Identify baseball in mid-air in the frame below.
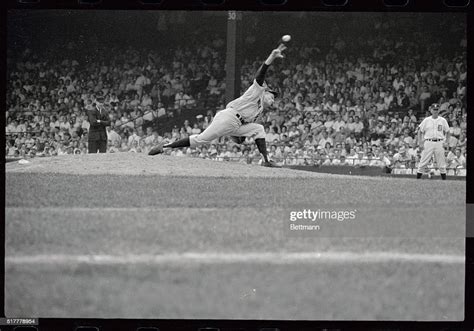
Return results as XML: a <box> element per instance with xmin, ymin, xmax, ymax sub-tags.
<box><xmin>282</xmin><ymin>35</ymin><xmax>291</xmax><ymax>42</ymax></box>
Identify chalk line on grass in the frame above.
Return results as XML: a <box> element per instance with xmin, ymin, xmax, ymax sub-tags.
<box><xmin>5</xmin><ymin>251</ymin><xmax>464</xmax><ymax>265</ymax></box>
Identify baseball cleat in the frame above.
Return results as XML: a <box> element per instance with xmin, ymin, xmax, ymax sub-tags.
<box><xmin>262</xmin><ymin>160</ymin><xmax>281</xmax><ymax>168</ymax></box>
<box><xmin>148</xmin><ymin>143</ymin><xmax>164</xmax><ymax>156</ymax></box>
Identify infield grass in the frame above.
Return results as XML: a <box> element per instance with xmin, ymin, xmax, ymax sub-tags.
<box><xmin>5</xmin><ymin>154</ymin><xmax>466</xmax><ymax>320</ymax></box>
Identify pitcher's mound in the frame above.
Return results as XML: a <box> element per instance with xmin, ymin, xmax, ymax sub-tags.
<box><xmin>6</xmin><ymin>153</ymin><xmax>337</xmax><ymax>178</ymax></box>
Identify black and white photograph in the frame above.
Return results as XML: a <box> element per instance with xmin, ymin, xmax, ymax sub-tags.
<box><xmin>5</xmin><ymin>10</ymin><xmax>466</xmax><ymax>320</ymax></box>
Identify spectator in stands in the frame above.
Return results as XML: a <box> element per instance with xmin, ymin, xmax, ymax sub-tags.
<box><xmin>128</xmin><ymin>140</ymin><xmax>139</xmax><ymax>153</ymax></box>
<box><xmin>318</xmin><ymin>130</ymin><xmax>333</xmax><ymax>149</ymax></box>
<box><xmin>419</xmin><ymin>85</ymin><xmax>432</xmax><ymax>112</ymax></box>
<box><xmin>449</xmin><ymin>120</ymin><xmax>462</xmax><ymax>138</ymax></box>
<box><xmin>191</xmin><ymin>123</ymin><xmax>201</xmax><ymax>135</ymax></box>
<box><xmin>266</xmin><ymin>127</ymin><xmax>280</xmax><ymax>143</ymax></box>
<box><xmin>353</xmin><ymin>116</ymin><xmax>364</xmax><ymax>138</ymax></box>
<box><xmin>354</xmin><ymin>150</ymin><xmax>369</xmax><ymax>167</ymax></box>
<box><xmin>392</xmin><ymin>146</ymin><xmax>411</xmax><ymax>168</ymax></box>
<box><xmin>374</xmin><ymin>120</ymin><xmax>387</xmax><ymax>139</ymax></box>
<box><xmin>106</xmin><ymin>126</ymin><xmax>121</xmax><ymax>146</ymax></box>
<box><xmin>127</xmin><ymin>128</ymin><xmax>141</xmax><ymax>146</ymax></box>
<box><xmin>451</xmin><ymin>148</ymin><xmax>466</xmax><ymax>169</ymax></box>
<box><xmin>447</xmin><ymin>132</ymin><xmax>459</xmax><ymax>149</ymax></box>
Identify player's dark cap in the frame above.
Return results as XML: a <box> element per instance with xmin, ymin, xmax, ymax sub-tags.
<box><xmin>429</xmin><ymin>103</ymin><xmax>440</xmax><ymax>111</ymax></box>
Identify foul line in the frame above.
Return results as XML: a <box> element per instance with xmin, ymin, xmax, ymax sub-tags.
<box><xmin>6</xmin><ymin>207</ymin><xmax>223</xmax><ymax>212</ymax></box>
<box><xmin>5</xmin><ymin>251</ymin><xmax>464</xmax><ymax>265</ymax></box>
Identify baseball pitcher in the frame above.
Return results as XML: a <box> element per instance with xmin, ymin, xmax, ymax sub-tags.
<box><xmin>416</xmin><ymin>103</ymin><xmax>450</xmax><ymax>180</ymax></box>
<box><xmin>148</xmin><ymin>44</ymin><xmax>287</xmax><ymax>167</ymax></box>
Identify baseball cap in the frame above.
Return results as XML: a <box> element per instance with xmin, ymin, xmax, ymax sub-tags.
<box><xmin>430</xmin><ymin>103</ymin><xmax>440</xmax><ymax>111</ymax></box>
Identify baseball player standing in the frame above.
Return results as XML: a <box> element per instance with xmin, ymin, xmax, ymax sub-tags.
<box><xmin>416</xmin><ymin>103</ymin><xmax>450</xmax><ymax>180</ymax></box>
<box><xmin>148</xmin><ymin>44</ymin><xmax>287</xmax><ymax>167</ymax></box>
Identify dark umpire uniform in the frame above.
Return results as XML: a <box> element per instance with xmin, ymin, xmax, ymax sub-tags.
<box><xmin>87</xmin><ymin>96</ymin><xmax>111</xmax><ymax>153</ymax></box>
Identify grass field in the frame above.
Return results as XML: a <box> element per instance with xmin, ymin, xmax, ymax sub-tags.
<box><xmin>5</xmin><ymin>153</ymin><xmax>466</xmax><ymax>320</ymax></box>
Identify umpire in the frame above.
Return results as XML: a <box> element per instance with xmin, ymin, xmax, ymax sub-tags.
<box><xmin>87</xmin><ymin>94</ymin><xmax>111</xmax><ymax>153</ymax></box>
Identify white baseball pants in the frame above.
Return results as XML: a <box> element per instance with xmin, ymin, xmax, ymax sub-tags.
<box><xmin>417</xmin><ymin>140</ymin><xmax>447</xmax><ymax>174</ymax></box>
<box><xmin>189</xmin><ymin>109</ymin><xmax>266</xmax><ymax>147</ymax></box>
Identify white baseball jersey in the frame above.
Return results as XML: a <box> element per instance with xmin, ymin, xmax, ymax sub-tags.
<box><xmin>417</xmin><ymin>115</ymin><xmax>449</xmax><ymax>175</ymax></box>
<box><xmin>418</xmin><ymin>116</ymin><xmax>449</xmax><ymax>139</ymax></box>
<box><xmin>226</xmin><ymin>79</ymin><xmax>265</xmax><ymax>122</ymax></box>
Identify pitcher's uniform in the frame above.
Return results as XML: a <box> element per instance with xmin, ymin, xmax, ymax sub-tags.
<box><xmin>189</xmin><ymin>80</ymin><xmax>266</xmax><ymax>147</ymax></box>
<box><xmin>416</xmin><ymin>115</ymin><xmax>449</xmax><ymax>174</ymax></box>
<box><xmin>148</xmin><ymin>44</ymin><xmax>285</xmax><ymax>167</ymax></box>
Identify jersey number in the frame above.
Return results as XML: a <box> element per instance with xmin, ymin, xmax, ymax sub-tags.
<box><xmin>437</xmin><ymin>125</ymin><xmax>443</xmax><ymax>131</ymax></box>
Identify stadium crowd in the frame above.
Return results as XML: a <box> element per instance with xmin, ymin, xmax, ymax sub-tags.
<box><xmin>6</xmin><ymin>17</ymin><xmax>467</xmax><ymax>174</ymax></box>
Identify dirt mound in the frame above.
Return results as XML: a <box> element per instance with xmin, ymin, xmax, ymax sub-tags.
<box><xmin>6</xmin><ymin>154</ymin><xmax>338</xmax><ymax>178</ymax></box>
